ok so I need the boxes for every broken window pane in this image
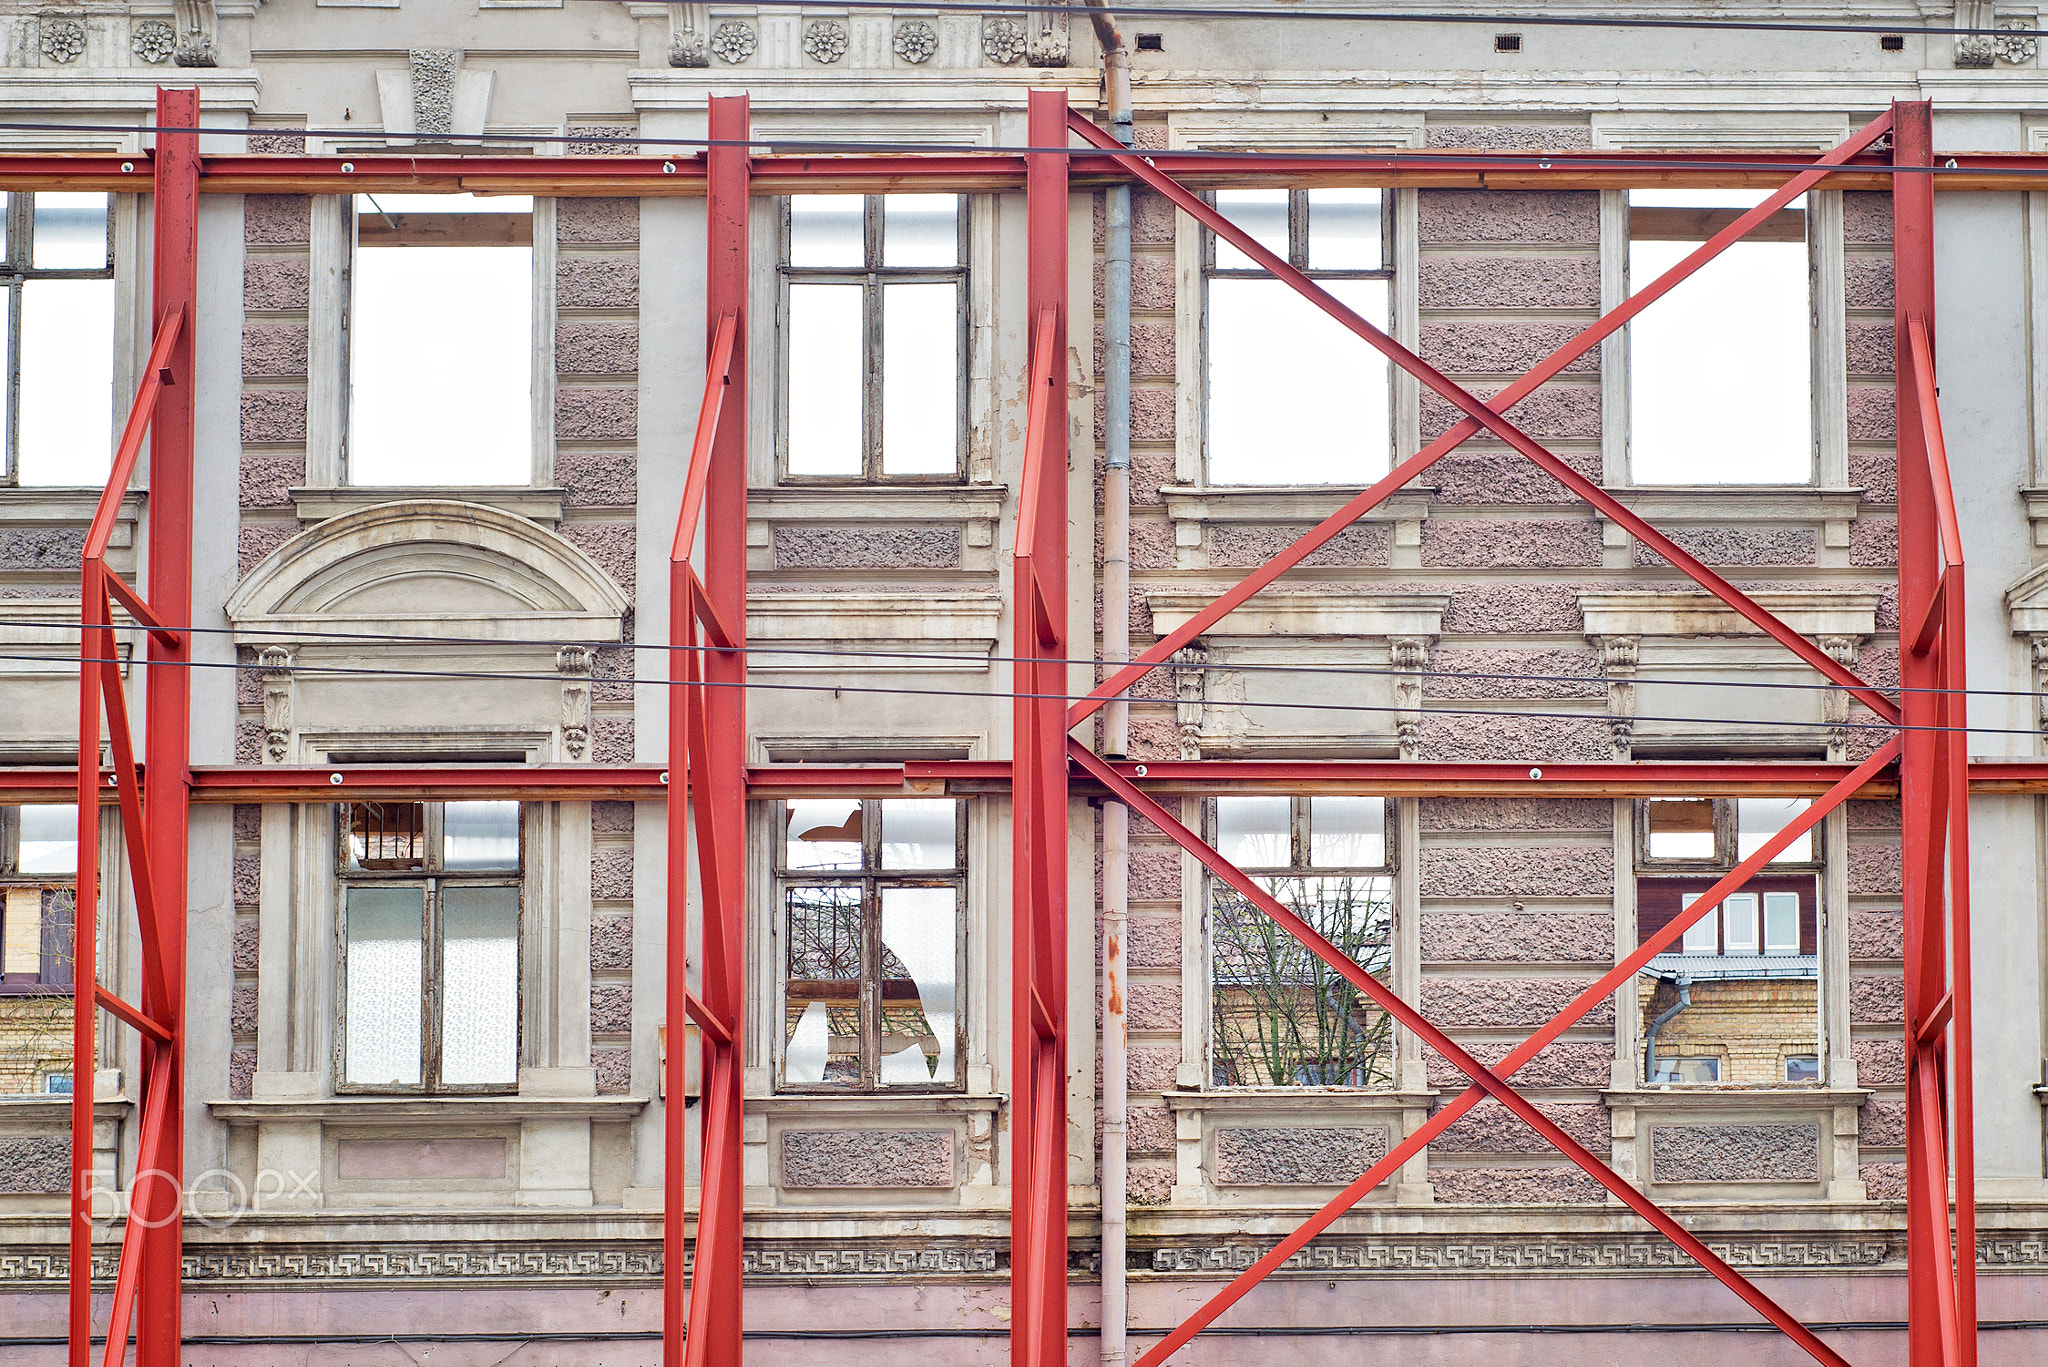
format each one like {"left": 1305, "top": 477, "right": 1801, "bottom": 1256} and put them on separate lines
{"left": 344, "top": 802, "right": 427, "bottom": 872}
{"left": 443, "top": 801, "right": 520, "bottom": 871}
{"left": 883, "top": 194, "right": 957, "bottom": 267}
{"left": 18, "top": 277, "right": 115, "bottom": 486}
{"left": 783, "top": 884, "right": 864, "bottom": 1086}
{"left": 1647, "top": 798, "right": 1716, "bottom": 859}
{"left": 879, "top": 799, "right": 953, "bottom": 870}
{"left": 1213, "top": 189, "right": 1289, "bottom": 270}
{"left": 880, "top": 281, "right": 958, "bottom": 474}
{"left": 785, "top": 282, "right": 864, "bottom": 475}
{"left": 790, "top": 194, "right": 864, "bottom": 267}
{"left": 348, "top": 193, "right": 533, "bottom": 486}
{"left": 1212, "top": 874, "right": 1393, "bottom": 1087}
{"left": 1207, "top": 276, "right": 1390, "bottom": 485}
{"left": 1628, "top": 189, "right": 1812, "bottom": 486}
{"left": 18, "top": 805, "right": 77, "bottom": 875}
{"left": 1737, "top": 796, "right": 1812, "bottom": 863}
{"left": 344, "top": 886, "right": 425, "bottom": 1087}
{"left": 785, "top": 800, "right": 862, "bottom": 871}
{"left": 1308, "top": 189, "right": 1382, "bottom": 271}
{"left": 439, "top": 886, "right": 519, "bottom": 1086}
{"left": 878, "top": 885, "right": 956, "bottom": 1085}
{"left": 1215, "top": 795, "right": 1290, "bottom": 867}
{"left": 1308, "top": 796, "right": 1385, "bottom": 868}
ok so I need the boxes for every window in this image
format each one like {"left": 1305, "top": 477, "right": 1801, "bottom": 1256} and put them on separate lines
{"left": 777, "top": 798, "right": 964, "bottom": 1090}
{"left": 337, "top": 800, "right": 521, "bottom": 1091}
{"left": 780, "top": 194, "right": 967, "bottom": 481}
{"left": 1636, "top": 796, "right": 1821, "bottom": 1087}
{"left": 1208, "top": 795, "right": 1393, "bottom": 1088}
{"left": 347, "top": 193, "right": 534, "bottom": 485}
{"left": 1, "top": 804, "right": 76, "bottom": 991}
{"left": 1204, "top": 189, "right": 1390, "bottom": 486}
{"left": 1, "top": 193, "right": 115, "bottom": 487}
{"left": 1627, "top": 189, "right": 1813, "bottom": 485}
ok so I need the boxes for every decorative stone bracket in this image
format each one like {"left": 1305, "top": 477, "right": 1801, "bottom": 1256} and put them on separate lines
{"left": 1170, "top": 644, "right": 1206, "bottom": 760}
{"left": 666, "top": 2, "right": 710, "bottom": 67}
{"left": 259, "top": 647, "right": 294, "bottom": 763}
{"left": 375, "top": 50, "right": 497, "bottom": 145}
{"left": 558, "top": 645, "right": 595, "bottom": 760}
{"left": 1595, "top": 634, "right": 1638, "bottom": 760}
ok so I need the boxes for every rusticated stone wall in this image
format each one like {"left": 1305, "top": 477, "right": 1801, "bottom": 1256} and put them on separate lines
{"left": 239, "top": 193, "right": 311, "bottom": 582}
{"left": 590, "top": 800, "right": 634, "bottom": 1094}
{"left": 780, "top": 1129, "right": 955, "bottom": 1188}
{"left": 1847, "top": 797, "right": 1905, "bottom": 1196}
{"left": 1650, "top": 1123, "right": 1820, "bottom": 1183}
{"left": 1213, "top": 1126, "right": 1388, "bottom": 1185}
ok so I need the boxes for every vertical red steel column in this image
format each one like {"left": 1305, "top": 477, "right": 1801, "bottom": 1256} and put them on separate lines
{"left": 69, "top": 585, "right": 103, "bottom": 1367}
{"left": 1893, "top": 99, "right": 1965, "bottom": 1367}
{"left": 677, "top": 93, "right": 750, "bottom": 1367}
{"left": 1011, "top": 88, "right": 1070, "bottom": 1367}
{"left": 137, "top": 86, "right": 198, "bottom": 1367}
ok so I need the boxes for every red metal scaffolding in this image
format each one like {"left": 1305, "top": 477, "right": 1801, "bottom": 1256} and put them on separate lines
{"left": 51, "top": 87, "right": 1979, "bottom": 1367}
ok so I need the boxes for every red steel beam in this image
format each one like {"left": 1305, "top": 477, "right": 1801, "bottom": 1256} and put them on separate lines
{"left": 672, "top": 92, "right": 751, "bottom": 1367}
{"left": 136, "top": 85, "right": 199, "bottom": 1367}
{"left": 1064, "top": 106, "right": 1900, "bottom": 730}
{"left": 1011, "top": 88, "right": 1072, "bottom": 1367}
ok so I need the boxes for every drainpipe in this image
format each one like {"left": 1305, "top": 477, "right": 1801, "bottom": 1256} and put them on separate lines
{"left": 1090, "top": 9, "right": 1133, "bottom": 1367}
{"left": 1643, "top": 975, "right": 1692, "bottom": 1084}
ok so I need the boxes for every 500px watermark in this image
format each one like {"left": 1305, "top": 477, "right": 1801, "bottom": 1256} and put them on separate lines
{"left": 81, "top": 1168, "right": 315, "bottom": 1229}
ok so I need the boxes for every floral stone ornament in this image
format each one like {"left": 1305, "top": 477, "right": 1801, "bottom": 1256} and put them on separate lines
{"left": 41, "top": 18, "right": 86, "bottom": 65}
{"left": 1997, "top": 20, "right": 2040, "bottom": 63}
{"left": 709, "top": 21, "right": 756, "bottom": 65}
{"left": 893, "top": 20, "right": 937, "bottom": 64}
{"left": 132, "top": 19, "right": 175, "bottom": 64}
{"left": 803, "top": 20, "right": 849, "bottom": 64}
{"left": 982, "top": 18, "right": 1027, "bottom": 65}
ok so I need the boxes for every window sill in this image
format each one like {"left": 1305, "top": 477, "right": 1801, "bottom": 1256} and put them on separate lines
{"left": 746, "top": 1092, "right": 1000, "bottom": 1114}
{"left": 208, "top": 1095, "right": 647, "bottom": 1122}
{"left": 0, "top": 487, "right": 143, "bottom": 549}
{"left": 291, "top": 486, "right": 565, "bottom": 528}
{"left": 1600, "top": 485, "right": 1863, "bottom": 522}
{"left": 747, "top": 484, "right": 1007, "bottom": 576}
{"left": 1158, "top": 485, "right": 1434, "bottom": 522}
{"left": 1604, "top": 1086, "right": 1869, "bottom": 1107}
{"left": 0, "top": 1096, "right": 130, "bottom": 1124}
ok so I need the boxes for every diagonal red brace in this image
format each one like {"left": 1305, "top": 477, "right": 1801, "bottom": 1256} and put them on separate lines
{"left": 1065, "top": 108, "right": 1900, "bottom": 729}
{"left": 1078, "top": 736, "right": 1898, "bottom": 1367}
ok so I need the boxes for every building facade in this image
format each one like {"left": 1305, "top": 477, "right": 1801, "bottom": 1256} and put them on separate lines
{"left": 0, "top": 1, "right": 2043, "bottom": 1363}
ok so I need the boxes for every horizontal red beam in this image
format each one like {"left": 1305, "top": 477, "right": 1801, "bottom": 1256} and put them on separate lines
{"left": 8, "top": 148, "right": 2048, "bottom": 194}
{"left": 0, "top": 757, "right": 2037, "bottom": 804}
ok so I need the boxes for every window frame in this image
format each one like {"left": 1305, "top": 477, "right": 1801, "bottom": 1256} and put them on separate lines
{"left": 1204, "top": 794, "right": 1399, "bottom": 1090}
{"left": 332, "top": 800, "right": 524, "bottom": 1095}
{"left": 0, "top": 192, "right": 116, "bottom": 488}
{"left": 0, "top": 803, "right": 77, "bottom": 995}
{"left": 335, "top": 192, "right": 550, "bottom": 489}
{"left": 775, "top": 194, "right": 972, "bottom": 485}
{"left": 1620, "top": 191, "right": 1823, "bottom": 489}
{"left": 772, "top": 797, "right": 969, "bottom": 1094}
{"left": 1199, "top": 188, "right": 1395, "bottom": 488}
{"left": 1635, "top": 796, "right": 1823, "bottom": 872}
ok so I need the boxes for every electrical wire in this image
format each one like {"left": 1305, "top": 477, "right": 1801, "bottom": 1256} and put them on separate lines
{"left": 4, "top": 645, "right": 2014, "bottom": 738}
{"left": 0, "top": 612, "right": 1999, "bottom": 702}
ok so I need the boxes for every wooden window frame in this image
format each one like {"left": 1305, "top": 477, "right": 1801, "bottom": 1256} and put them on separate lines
{"left": 0, "top": 192, "right": 116, "bottom": 487}
{"left": 0, "top": 803, "right": 77, "bottom": 995}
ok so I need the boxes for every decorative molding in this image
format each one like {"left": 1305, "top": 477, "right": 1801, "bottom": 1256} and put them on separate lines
{"left": 893, "top": 21, "right": 937, "bottom": 64}
{"left": 557, "top": 645, "right": 594, "bottom": 760}
{"left": 802, "top": 21, "right": 848, "bottom": 65}
{"left": 709, "top": 21, "right": 755, "bottom": 65}
{"left": 208, "top": 1096, "right": 646, "bottom": 1122}
{"left": 290, "top": 487, "right": 565, "bottom": 529}
{"left": 2000, "top": 19, "right": 2041, "bottom": 64}
{"left": 1141, "top": 1235, "right": 1899, "bottom": 1274}
{"left": 1578, "top": 591, "right": 1880, "bottom": 641}
{"left": 1819, "top": 634, "right": 1862, "bottom": 759}
{"left": 259, "top": 647, "right": 293, "bottom": 763}
{"left": 375, "top": 49, "right": 495, "bottom": 145}
{"left": 744, "top": 588, "right": 1003, "bottom": 673}
{"left": 225, "top": 500, "right": 629, "bottom": 646}
{"left": 1145, "top": 590, "right": 1450, "bottom": 642}
{"left": 1391, "top": 636, "right": 1427, "bottom": 760}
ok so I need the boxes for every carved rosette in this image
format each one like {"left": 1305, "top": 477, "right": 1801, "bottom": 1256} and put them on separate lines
{"left": 1170, "top": 644, "right": 1207, "bottom": 761}
{"left": 1598, "top": 635, "right": 1639, "bottom": 761}
{"left": 558, "top": 646, "right": 595, "bottom": 760}
{"left": 893, "top": 20, "right": 937, "bottom": 64}
{"left": 259, "top": 648, "right": 294, "bottom": 763}
{"left": 132, "top": 20, "right": 175, "bottom": 64}
{"left": 802, "top": 20, "right": 849, "bottom": 63}
{"left": 982, "top": 18, "right": 1027, "bottom": 65}
{"left": 1390, "top": 637, "right": 1428, "bottom": 760}
{"left": 1997, "top": 20, "right": 2040, "bottom": 62}
{"left": 709, "top": 21, "right": 756, "bottom": 64}
{"left": 40, "top": 19, "right": 85, "bottom": 65}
